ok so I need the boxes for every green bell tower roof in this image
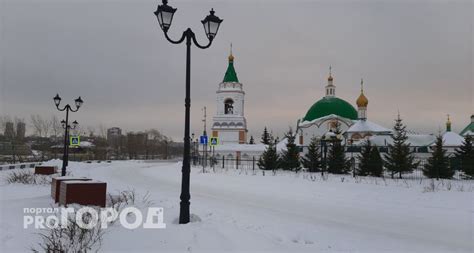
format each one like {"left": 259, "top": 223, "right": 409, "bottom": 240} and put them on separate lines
{"left": 223, "top": 46, "right": 239, "bottom": 83}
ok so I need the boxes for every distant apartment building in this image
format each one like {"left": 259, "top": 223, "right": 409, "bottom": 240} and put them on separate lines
{"left": 4, "top": 122, "right": 15, "bottom": 139}
{"left": 107, "top": 127, "right": 122, "bottom": 147}
{"left": 126, "top": 132, "right": 147, "bottom": 159}
{"left": 16, "top": 122, "right": 26, "bottom": 140}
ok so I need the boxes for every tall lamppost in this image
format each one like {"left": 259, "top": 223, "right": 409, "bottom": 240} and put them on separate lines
{"left": 62, "top": 119, "right": 79, "bottom": 164}
{"left": 154, "top": 0, "right": 223, "bottom": 224}
{"left": 54, "top": 94, "right": 83, "bottom": 176}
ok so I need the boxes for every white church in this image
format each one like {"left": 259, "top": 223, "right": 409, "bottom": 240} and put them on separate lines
{"left": 203, "top": 50, "right": 470, "bottom": 161}
{"left": 210, "top": 50, "right": 266, "bottom": 160}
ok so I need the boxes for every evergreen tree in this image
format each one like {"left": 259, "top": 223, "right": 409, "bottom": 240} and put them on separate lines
{"left": 301, "top": 137, "right": 322, "bottom": 172}
{"left": 261, "top": 127, "right": 271, "bottom": 145}
{"left": 455, "top": 135, "right": 474, "bottom": 178}
{"left": 279, "top": 129, "right": 301, "bottom": 171}
{"left": 357, "top": 140, "right": 372, "bottom": 176}
{"left": 368, "top": 146, "right": 384, "bottom": 177}
{"left": 357, "top": 140, "right": 384, "bottom": 177}
{"left": 249, "top": 136, "right": 255, "bottom": 144}
{"left": 257, "top": 136, "right": 279, "bottom": 170}
{"left": 327, "top": 140, "right": 350, "bottom": 174}
{"left": 384, "top": 114, "right": 419, "bottom": 178}
{"left": 423, "top": 135, "right": 453, "bottom": 179}
{"left": 326, "top": 123, "right": 350, "bottom": 174}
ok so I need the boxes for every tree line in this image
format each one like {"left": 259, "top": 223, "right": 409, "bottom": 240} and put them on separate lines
{"left": 257, "top": 115, "right": 474, "bottom": 179}
{"left": 0, "top": 114, "right": 181, "bottom": 162}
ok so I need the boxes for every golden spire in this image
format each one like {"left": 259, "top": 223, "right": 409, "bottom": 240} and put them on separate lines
{"left": 228, "top": 43, "right": 234, "bottom": 62}
{"left": 356, "top": 78, "right": 368, "bottom": 107}
{"left": 328, "top": 65, "right": 333, "bottom": 81}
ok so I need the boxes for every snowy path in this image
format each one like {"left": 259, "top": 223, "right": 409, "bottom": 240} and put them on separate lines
{"left": 95, "top": 161, "right": 473, "bottom": 252}
{"left": 1, "top": 160, "right": 472, "bottom": 252}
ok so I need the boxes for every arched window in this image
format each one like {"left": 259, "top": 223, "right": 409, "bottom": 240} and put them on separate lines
{"left": 224, "top": 98, "right": 234, "bottom": 114}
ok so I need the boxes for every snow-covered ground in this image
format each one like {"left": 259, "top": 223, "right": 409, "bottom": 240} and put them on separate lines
{"left": 0, "top": 160, "right": 472, "bottom": 252}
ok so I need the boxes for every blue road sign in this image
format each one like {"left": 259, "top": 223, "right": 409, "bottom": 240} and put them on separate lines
{"left": 200, "top": 135, "right": 208, "bottom": 145}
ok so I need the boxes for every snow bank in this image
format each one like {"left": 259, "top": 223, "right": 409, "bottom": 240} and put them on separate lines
{"left": 0, "top": 160, "right": 472, "bottom": 252}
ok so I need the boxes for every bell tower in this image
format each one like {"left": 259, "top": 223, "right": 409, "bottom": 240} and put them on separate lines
{"left": 211, "top": 46, "right": 248, "bottom": 144}
{"left": 325, "top": 66, "right": 336, "bottom": 97}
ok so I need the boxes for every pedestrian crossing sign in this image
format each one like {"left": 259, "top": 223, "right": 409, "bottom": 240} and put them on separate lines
{"left": 210, "top": 137, "right": 219, "bottom": 146}
{"left": 70, "top": 136, "right": 80, "bottom": 146}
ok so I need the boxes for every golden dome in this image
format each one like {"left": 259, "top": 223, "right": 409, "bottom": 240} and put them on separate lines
{"left": 356, "top": 92, "right": 368, "bottom": 107}
{"left": 328, "top": 75, "right": 333, "bottom": 81}
{"left": 356, "top": 78, "right": 368, "bottom": 107}
{"left": 228, "top": 53, "right": 234, "bottom": 62}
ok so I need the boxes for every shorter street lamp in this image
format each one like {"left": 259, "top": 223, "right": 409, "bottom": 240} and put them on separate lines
{"left": 62, "top": 120, "right": 79, "bottom": 163}
{"left": 54, "top": 94, "right": 83, "bottom": 176}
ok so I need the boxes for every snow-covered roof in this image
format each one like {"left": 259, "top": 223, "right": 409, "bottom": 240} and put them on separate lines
{"left": 346, "top": 120, "right": 391, "bottom": 133}
{"left": 437, "top": 131, "right": 464, "bottom": 147}
{"left": 51, "top": 141, "right": 95, "bottom": 149}
{"left": 78, "top": 141, "right": 95, "bottom": 148}
{"left": 369, "top": 134, "right": 436, "bottom": 147}
{"left": 214, "top": 143, "right": 266, "bottom": 152}
{"left": 276, "top": 138, "right": 288, "bottom": 152}
{"left": 299, "top": 114, "right": 354, "bottom": 128}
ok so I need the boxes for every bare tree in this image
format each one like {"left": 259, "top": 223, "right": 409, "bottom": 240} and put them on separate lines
{"left": 50, "top": 115, "right": 62, "bottom": 139}
{"left": 98, "top": 124, "right": 107, "bottom": 139}
{"left": 87, "top": 126, "right": 96, "bottom": 137}
{"left": 0, "top": 115, "right": 13, "bottom": 134}
{"left": 30, "top": 114, "right": 51, "bottom": 137}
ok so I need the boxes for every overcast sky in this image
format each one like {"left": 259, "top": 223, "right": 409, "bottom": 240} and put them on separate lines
{"left": 0, "top": 0, "right": 472, "bottom": 140}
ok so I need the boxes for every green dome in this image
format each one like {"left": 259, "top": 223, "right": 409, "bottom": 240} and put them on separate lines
{"left": 303, "top": 97, "right": 358, "bottom": 122}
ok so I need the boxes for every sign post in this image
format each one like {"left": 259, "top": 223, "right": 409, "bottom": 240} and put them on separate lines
{"left": 209, "top": 137, "right": 219, "bottom": 171}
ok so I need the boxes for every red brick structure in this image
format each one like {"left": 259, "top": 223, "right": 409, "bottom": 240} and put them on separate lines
{"left": 59, "top": 181, "right": 107, "bottom": 207}
{"left": 51, "top": 177, "right": 92, "bottom": 202}
{"left": 35, "top": 166, "right": 58, "bottom": 175}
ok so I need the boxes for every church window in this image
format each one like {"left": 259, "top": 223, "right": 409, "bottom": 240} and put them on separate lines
{"left": 224, "top": 98, "right": 234, "bottom": 114}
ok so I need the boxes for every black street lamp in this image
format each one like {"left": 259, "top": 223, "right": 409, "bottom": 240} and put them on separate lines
{"left": 54, "top": 94, "right": 83, "bottom": 176}
{"left": 154, "top": 0, "right": 223, "bottom": 224}
{"left": 61, "top": 119, "right": 79, "bottom": 163}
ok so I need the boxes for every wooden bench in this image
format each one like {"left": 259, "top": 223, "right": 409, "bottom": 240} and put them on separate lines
{"left": 59, "top": 180, "right": 107, "bottom": 207}
{"left": 51, "top": 177, "right": 92, "bottom": 202}
{"left": 35, "top": 166, "right": 58, "bottom": 175}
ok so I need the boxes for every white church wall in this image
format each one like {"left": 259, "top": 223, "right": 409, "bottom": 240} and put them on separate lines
{"left": 300, "top": 121, "right": 351, "bottom": 146}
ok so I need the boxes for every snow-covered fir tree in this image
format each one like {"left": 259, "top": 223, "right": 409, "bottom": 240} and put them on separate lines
{"left": 369, "top": 146, "right": 384, "bottom": 177}
{"left": 279, "top": 128, "right": 301, "bottom": 172}
{"left": 326, "top": 126, "right": 350, "bottom": 174}
{"left": 249, "top": 135, "right": 255, "bottom": 144}
{"left": 384, "top": 114, "right": 419, "bottom": 178}
{"left": 261, "top": 127, "right": 271, "bottom": 145}
{"left": 301, "top": 137, "right": 322, "bottom": 172}
{"left": 357, "top": 140, "right": 373, "bottom": 176}
{"left": 258, "top": 137, "right": 279, "bottom": 170}
{"left": 455, "top": 135, "right": 474, "bottom": 178}
{"left": 423, "top": 135, "right": 453, "bottom": 179}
